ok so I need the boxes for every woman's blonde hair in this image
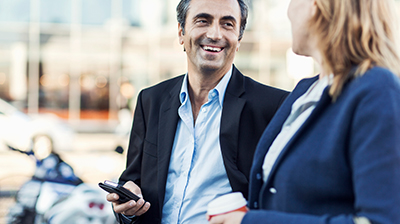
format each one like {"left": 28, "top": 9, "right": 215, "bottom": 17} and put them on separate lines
{"left": 309, "top": 0, "right": 400, "bottom": 100}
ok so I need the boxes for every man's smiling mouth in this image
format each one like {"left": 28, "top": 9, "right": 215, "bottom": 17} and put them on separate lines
{"left": 202, "top": 45, "right": 223, "bottom": 52}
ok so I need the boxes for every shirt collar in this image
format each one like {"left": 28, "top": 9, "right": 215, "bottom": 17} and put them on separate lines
{"left": 179, "top": 66, "right": 233, "bottom": 107}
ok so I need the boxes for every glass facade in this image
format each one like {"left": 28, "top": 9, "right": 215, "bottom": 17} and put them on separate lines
{"left": 4, "top": 0, "right": 396, "bottom": 130}
{"left": 0, "top": 0, "right": 150, "bottom": 128}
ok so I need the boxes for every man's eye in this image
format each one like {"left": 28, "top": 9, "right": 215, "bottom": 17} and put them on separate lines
{"left": 224, "top": 22, "right": 234, "bottom": 27}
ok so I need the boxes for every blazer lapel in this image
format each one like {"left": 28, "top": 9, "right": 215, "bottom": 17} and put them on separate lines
{"left": 157, "top": 77, "right": 182, "bottom": 213}
{"left": 220, "top": 66, "right": 246, "bottom": 169}
{"left": 263, "top": 85, "right": 332, "bottom": 186}
{"left": 252, "top": 76, "right": 319, "bottom": 172}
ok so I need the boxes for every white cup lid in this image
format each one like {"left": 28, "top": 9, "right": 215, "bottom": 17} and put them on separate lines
{"left": 207, "top": 192, "right": 247, "bottom": 215}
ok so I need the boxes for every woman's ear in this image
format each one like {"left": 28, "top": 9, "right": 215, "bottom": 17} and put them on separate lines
{"left": 311, "top": 0, "right": 317, "bottom": 16}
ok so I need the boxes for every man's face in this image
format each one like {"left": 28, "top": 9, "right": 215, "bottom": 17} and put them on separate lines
{"left": 178, "top": 0, "right": 242, "bottom": 74}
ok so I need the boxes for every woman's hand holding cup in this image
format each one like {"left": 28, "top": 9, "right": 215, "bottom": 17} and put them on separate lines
{"left": 207, "top": 192, "right": 248, "bottom": 224}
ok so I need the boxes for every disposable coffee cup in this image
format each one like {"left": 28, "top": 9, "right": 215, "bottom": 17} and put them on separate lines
{"left": 207, "top": 192, "right": 248, "bottom": 220}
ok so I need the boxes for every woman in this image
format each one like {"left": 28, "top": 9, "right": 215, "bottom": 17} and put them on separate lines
{"left": 208, "top": 0, "right": 400, "bottom": 223}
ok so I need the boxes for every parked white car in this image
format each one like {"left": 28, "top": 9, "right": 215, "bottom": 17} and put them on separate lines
{"left": 0, "top": 98, "right": 75, "bottom": 158}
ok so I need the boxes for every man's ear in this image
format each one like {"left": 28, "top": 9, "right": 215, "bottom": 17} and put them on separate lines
{"left": 236, "top": 40, "right": 241, "bottom": 52}
{"left": 178, "top": 23, "right": 184, "bottom": 45}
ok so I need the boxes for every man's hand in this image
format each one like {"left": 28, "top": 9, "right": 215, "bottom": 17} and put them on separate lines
{"left": 207, "top": 211, "right": 246, "bottom": 224}
{"left": 106, "top": 181, "right": 151, "bottom": 216}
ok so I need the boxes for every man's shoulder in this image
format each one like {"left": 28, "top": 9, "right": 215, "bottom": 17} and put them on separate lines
{"left": 141, "top": 75, "right": 184, "bottom": 95}
{"left": 242, "top": 75, "right": 289, "bottom": 96}
{"left": 231, "top": 66, "right": 289, "bottom": 96}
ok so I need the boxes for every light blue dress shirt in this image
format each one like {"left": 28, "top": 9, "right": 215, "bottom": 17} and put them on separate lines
{"left": 161, "top": 68, "right": 233, "bottom": 224}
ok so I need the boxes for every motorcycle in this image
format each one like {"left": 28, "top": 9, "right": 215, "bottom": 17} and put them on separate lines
{"left": 6, "top": 145, "right": 116, "bottom": 224}
{"left": 44, "top": 183, "right": 116, "bottom": 224}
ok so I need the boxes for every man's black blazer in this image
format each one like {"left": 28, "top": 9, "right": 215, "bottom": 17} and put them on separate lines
{"left": 118, "top": 65, "right": 289, "bottom": 224}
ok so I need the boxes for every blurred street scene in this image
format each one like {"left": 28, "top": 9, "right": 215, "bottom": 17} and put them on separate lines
{"left": 1, "top": 0, "right": 400, "bottom": 223}
{"left": 0, "top": 132, "right": 128, "bottom": 223}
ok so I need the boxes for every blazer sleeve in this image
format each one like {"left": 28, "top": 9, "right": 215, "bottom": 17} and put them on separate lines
{"left": 119, "top": 90, "right": 146, "bottom": 186}
{"left": 113, "top": 92, "right": 147, "bottom": 224}
{"left": 242, "top": 81, "right": 400, "bottom": 224}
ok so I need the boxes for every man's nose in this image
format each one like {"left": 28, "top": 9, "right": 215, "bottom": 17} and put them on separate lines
{"left": 206, "top": 23, "right": 222, "bottom": 40}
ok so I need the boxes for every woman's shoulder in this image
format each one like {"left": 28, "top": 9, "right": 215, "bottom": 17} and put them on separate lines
{"left": 352, "top": 66, "right": 400, "bottom": 91}
{"left": 338, "top": 66, "right": 400, "bottom": 104}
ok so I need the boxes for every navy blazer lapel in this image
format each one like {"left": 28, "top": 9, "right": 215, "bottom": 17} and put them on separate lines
{"left": 252, "top": 76, "right": 319, "bottom": 173}
{"left": 157, "top": 77, "right": 182, "bottom": 213}
{"left": 263, "top": 79, "right": 332, "bottom": 187}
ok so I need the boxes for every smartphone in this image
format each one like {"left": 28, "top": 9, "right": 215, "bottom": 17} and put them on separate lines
{"left": 99, "top": 180, "right": 142, "bottom": 203}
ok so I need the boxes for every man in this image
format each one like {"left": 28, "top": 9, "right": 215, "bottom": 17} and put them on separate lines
{"left": 107, "top": 0, "right": 289, "bottom": 223}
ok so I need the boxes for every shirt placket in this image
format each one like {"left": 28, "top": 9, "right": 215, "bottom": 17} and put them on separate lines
{"left": 173, "top": 101, "right": 195, "bottom": 223}
{"left": 176, "top": 95, "right": 216, "bottom": 223}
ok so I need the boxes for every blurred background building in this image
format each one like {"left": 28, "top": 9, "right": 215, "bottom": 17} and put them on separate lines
{"left": 0, "top": 0, "right": 399, "bottom": 132}
{"left": 0, "top": 0, "right": 300, "bottom": 132}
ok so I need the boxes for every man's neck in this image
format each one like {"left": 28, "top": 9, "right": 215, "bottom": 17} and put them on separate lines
{"left": 186, "top": 65, "right": 231, "bottom": 123}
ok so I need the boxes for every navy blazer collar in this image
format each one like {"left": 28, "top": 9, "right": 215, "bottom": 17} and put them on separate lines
{"left": 256, "top": 75, "right": 334, "bottom": 188}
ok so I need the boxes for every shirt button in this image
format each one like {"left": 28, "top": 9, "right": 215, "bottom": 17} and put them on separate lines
{"left": 254, "top": 202, "right": 258, "bottom": 208}
{"left": 269, "top": 187, "right": 277, "bottom": 194}
{"left": 202, "top": 108, "right": 207, "bottom": 113}
{"left": 256, "top": 173, "right": 262, "bottom": 180}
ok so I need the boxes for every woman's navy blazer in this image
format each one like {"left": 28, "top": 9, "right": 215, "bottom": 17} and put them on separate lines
{"left": 245, "top": 67, "right": 400, "bottom": 224}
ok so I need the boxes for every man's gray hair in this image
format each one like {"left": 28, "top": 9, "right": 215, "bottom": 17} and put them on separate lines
{"left": 176, "top": 0, "right": 249, "bottom": 40}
